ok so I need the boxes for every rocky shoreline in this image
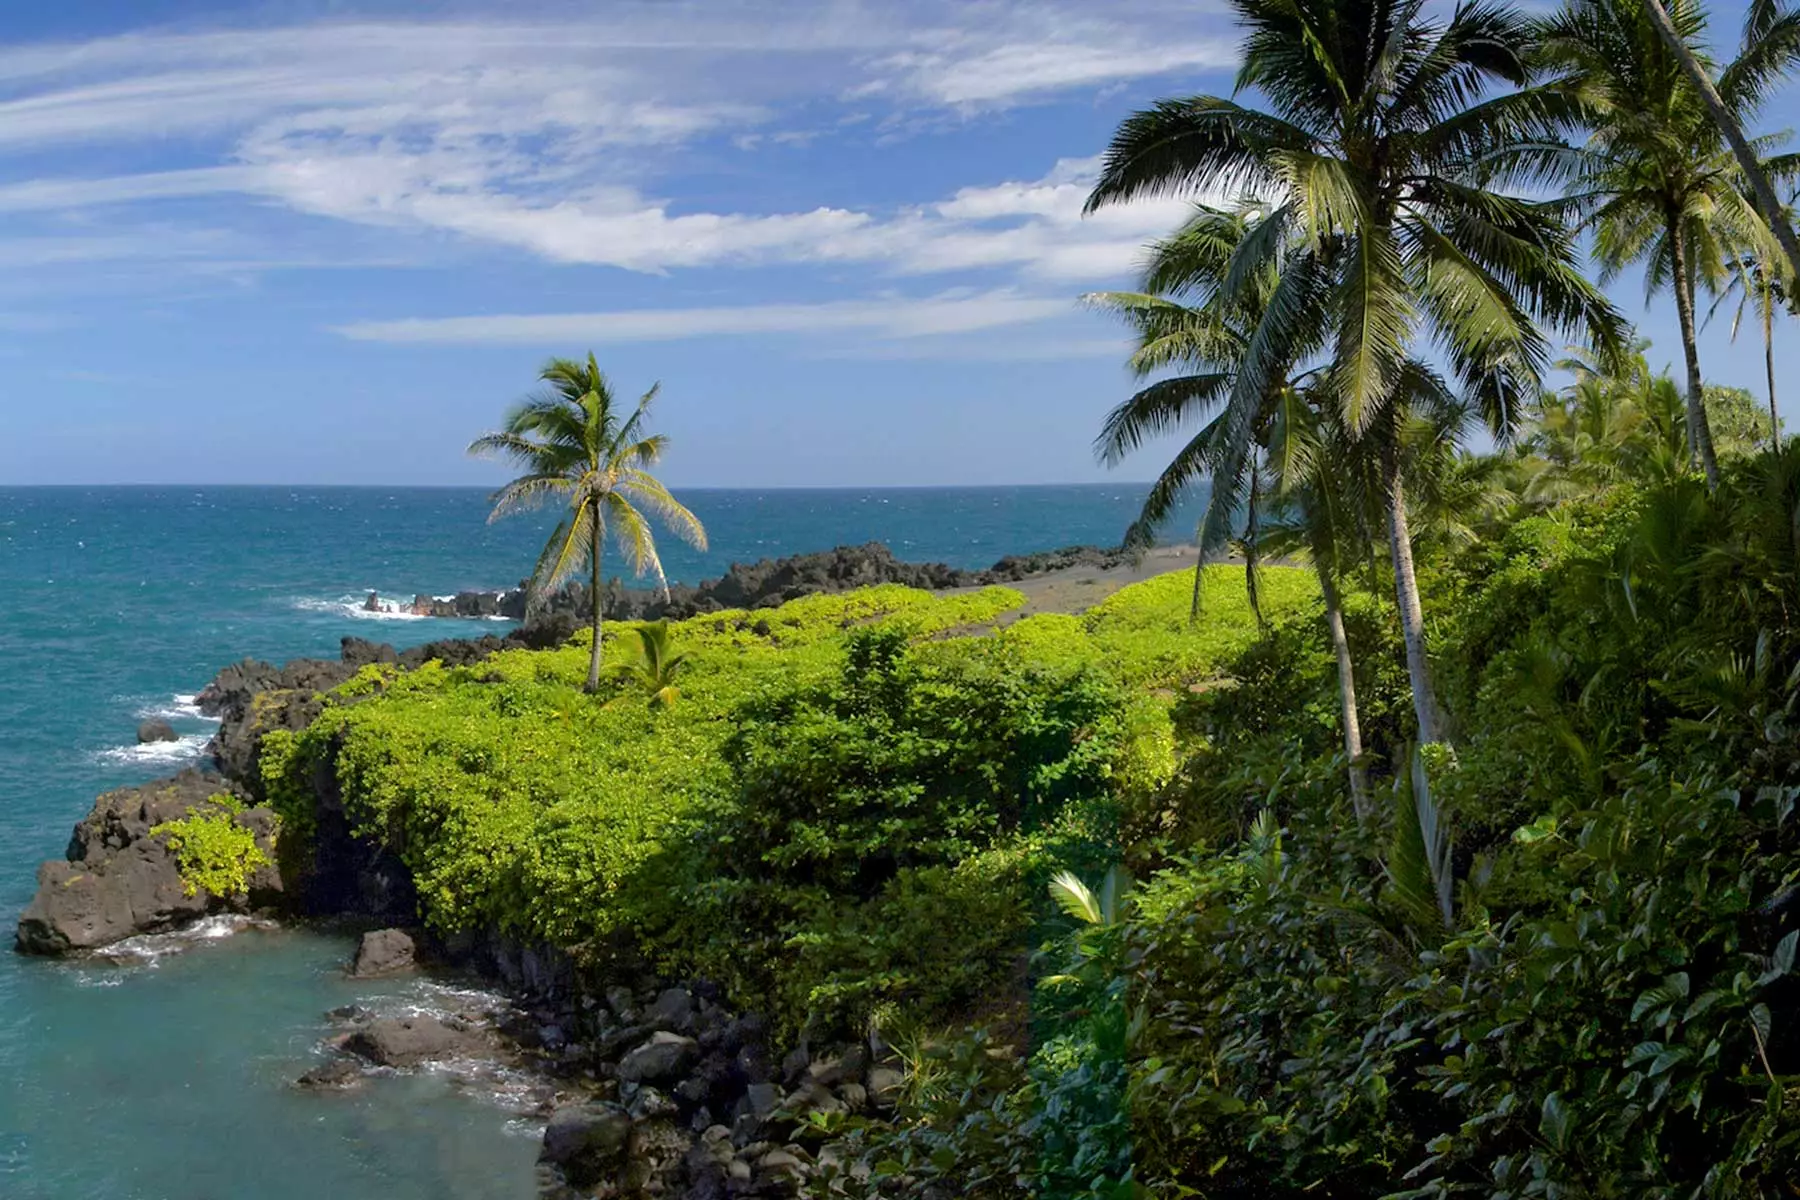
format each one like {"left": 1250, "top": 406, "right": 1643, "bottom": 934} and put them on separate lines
{"left": 374, "top": 539, "right": 1139, "bottom": 633}
{"left": 13, "top": 540, "right": 1128, "bottom": 1197}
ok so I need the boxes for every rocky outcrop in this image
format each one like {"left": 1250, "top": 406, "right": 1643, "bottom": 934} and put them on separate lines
{"left": 15, "top": 770, "right": 281, "bottom": 955}
{"left": 522, "top": 981, "right": 902, "bottom": 1198}
{"left": 344, "top": 1014, "right": 491, "bottom": 1068}
{"left": 348, "top": 927, "right": 417, "bottom": 978}
{"left": 136, "top": 719, "right": 177, "bottom": 744}
{"left": 400, "top": 540, "right": 1142, "bottom": 627}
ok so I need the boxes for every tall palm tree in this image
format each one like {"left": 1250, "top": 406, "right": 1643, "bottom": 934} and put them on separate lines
{"left": 1087, "top": 0, "right": 1624, "bottom": 745}
{"left": 1538, "top": 0, "right": 1800, "bottom": 485}
{"left": 1643, "top": 0, "right": 1800, "bottom": 285}
{"left": 469, "top": 354, "right": 707, "bottom": 692}
{"left": 1091, "top": 203, "right": 1379, "bottom": 815}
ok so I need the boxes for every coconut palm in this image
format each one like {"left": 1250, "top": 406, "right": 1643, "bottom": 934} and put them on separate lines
{"left": 1537, "top": 0, "right": 1800, "bottom": 485}
{"left": 1091, "top": 203, "right": 1382, "bottom": 814}
{"left": 1087, "top": 0, "right": 1625, "bottom": 745}
{"left": 608, "top": 621, "right": 688, "bottom": 710}
{"left": 1711, "top": 248, "right": 1791, "bottom": 443}
{"left": 1090, "top": 203, "right": 1324, "bottom": 627}
{"left": 469, "top": 354, "right": 707, "bottom": 693}
{"left": 1643, "top": 0, "right": 1800, "bottom": 284}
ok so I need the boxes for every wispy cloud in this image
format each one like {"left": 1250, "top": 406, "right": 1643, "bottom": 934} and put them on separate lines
{"left": 331, "top": 289, "right": 1075, "bottom": 345}
{"left": 0, "top": 2, "right": 1235, "bottom": 313}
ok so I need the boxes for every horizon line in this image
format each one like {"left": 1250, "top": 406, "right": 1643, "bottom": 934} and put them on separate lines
{"left": 0, "top": 480, "right": 1166, "bottom": 491}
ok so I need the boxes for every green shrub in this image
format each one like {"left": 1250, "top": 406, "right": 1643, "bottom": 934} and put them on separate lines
{"left": 151, "top": 794, "right": 271, "bottom": 899}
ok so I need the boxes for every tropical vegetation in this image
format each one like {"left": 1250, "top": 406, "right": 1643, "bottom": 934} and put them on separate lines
{"left": 246, "top": 0, "right": 1800, "bottom": 1194}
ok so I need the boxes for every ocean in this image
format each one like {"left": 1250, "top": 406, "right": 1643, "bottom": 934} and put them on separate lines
{"left": 0, "top": 484, "right": 1195, "bottom": 1199}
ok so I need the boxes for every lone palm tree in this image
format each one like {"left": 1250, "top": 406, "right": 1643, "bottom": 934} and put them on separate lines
{"left": 1087, "top": 0, "right": 1624, "bottom": 745}
{"left": 1538, "top": 0, "right": 1799, "bottom": 485}
{"left": 470, "top": 354, "right": 707, "bottom": 692}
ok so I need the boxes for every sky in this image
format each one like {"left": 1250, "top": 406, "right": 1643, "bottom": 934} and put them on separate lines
{"left": 0, "top": 0, "right": 1789, "bottom": 486}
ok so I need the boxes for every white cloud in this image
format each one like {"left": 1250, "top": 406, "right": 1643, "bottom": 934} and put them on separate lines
{"left": 0, "top": 4, "right": 1236, "bottom": 295}
{"left": 0, "top": 167, "right": 260, "bottom": 212}
{"left": 866, "top": 20, "right": 1237, "bottom": 107}
{"left": 332, "top": 289, "right": 1074, "bottom": 344}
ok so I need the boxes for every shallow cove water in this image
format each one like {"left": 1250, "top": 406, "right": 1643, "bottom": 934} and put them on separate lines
{"left": 0, "top": 484, "right": 1187, "bottom": 1198}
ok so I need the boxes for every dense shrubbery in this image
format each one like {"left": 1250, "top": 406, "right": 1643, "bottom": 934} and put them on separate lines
{"left": 810, "top": 451, "right": 1800, "bottom": 1199}
{"left": 263, "top": 567, "right": 1302, "bottom": 1046}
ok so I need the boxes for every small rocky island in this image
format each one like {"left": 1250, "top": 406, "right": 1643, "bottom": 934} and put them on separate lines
{"left": 14, "top": 541, "right": 1139, "bottom": 1198}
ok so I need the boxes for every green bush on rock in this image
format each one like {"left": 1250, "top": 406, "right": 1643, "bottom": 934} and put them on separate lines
{"left": 151, "top": 794, "right": 271, "bottom": 899}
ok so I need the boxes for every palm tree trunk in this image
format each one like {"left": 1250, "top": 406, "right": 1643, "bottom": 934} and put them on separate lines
{"left": 1245, "top": 467, "right": 1265, "bottom": 629}
{"left": 1188, "top": 527, "right": 1205, "bottom": 625}
{"left": 1766, "top": 286, "right": 1780, "bottom": 446}
{"left": 1314, "top": 552, "right": 1370, "bottom": 818}
{"left": 1668, "top": 216, "right": 1722, "bottom": 486}
{"left": 1383, "top": 439, "right": 1443, "bottom": 745}
{"left": 586, "top": 509, "right": 605, "bottom": 693}
{"left": 1644, "top": 0, "right": 1800, "bottom": 287}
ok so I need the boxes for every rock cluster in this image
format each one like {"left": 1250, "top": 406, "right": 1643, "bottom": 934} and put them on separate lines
{"left": 15, "top": 770, "right": 281, "bottom": 954}
{"left": 527, "top": 982, "right": 901, "bottom": 1199}
{"left": 405, "top": 540, "right": 1141, "bottom": 627}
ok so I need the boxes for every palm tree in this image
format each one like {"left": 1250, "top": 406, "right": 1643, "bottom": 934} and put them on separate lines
{"left": 1643, "top": 0, "right": 1800, "bottom": 285}
{"left": 1538, "top": 0, "right": 1800, "bottom": 485}
{"left": 1711, "top": 248, "right": 1791, "bottom": 443}
{"left": 469, "top": 354, "right": 707, "bottom": 692}
{"left": 1087, "top": 0, "right": 1624, "bottom": 745}
{"left": 1089, "top": 203, "right": 1323, "bottom": 625}
{"left": 608, "top": 621, "right": 688, "bottom": 710}
{"left": 1092, "top": 203, "right": 1379, "bottom": 815}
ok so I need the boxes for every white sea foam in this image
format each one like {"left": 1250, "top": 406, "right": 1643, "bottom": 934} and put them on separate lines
{"left": 293, "top": 593, "right": 516, "bottom": 622}
{"left": 293, "top": 594, "right": 432, "bottom": 621}
{"left": 94, "top": 732, "right": 212, "bottom": 765}
{"left": 90, "top": 915, "right": 280, "bottom": 966}
{"left": 135, "top": 693, "right": 217, "bottom": 722}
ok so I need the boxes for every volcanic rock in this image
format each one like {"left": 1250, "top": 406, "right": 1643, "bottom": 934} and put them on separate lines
{"left": 135, "top": 719, "right": 177, "bottom": 744}
{"left": 344, "top": 1015, "right": 484, "bottom": 1068}
{"left": 14, "top": 770, "right": 280, "bottom": 955}
{"left": 347, "top": 927, "right": 416, "bottom": 978}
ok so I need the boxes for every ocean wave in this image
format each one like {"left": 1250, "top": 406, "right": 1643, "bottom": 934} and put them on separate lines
{"left": 293, "top": 594, "right": 433, "bottom": 622}
{"left": 86, "top": 915, "right": 281, "bottom": 968}
{"left": 293, "top": 593, "right": 515, "bottom": 622}
{"left": 94, "top": 732, "right": 213, "bottom": 765}
{"left": 135, "top": 693, "right": 218, "bottom": 722}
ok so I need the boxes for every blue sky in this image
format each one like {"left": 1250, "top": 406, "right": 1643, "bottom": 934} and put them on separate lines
{"left": 0, "top": 0, "right": 1788, "bottom": 486}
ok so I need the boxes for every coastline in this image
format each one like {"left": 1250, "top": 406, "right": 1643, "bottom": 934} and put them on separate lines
{"left": 12, "top": 537, "right": 1201, "bottom": 1198}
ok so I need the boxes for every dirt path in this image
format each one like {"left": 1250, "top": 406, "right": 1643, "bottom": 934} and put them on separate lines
{"left": 946, "top": 544, "right": 1205, "bottom": 623}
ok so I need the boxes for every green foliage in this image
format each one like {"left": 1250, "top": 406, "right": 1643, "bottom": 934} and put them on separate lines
{"left": 262, "top": 573, "right": 1273, "bottom": 1046}
{"left": 151, "top": 794, "right": 270, "bottom": 899}
{"left": 665, "top": 626, "right": 1135, "bottom": 1037}
{"left": 1706, "top": 384, "right": 1776, "bottom": 457}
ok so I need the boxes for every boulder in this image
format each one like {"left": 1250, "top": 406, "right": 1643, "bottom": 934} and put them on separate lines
{"left": 136, "top": 719, "right": 177, "bottom": 744}
{"left": 618, "top": 1031, "right": 701, "bottom": 1085}
{"left": 294, "top": 1058, "right": 364, "bottom": 1091}
{"left": 866, "top": 1065, "right": 905, "bottom": 1108}
{"left": 15, "top": 771, "right": 280, "bottom": 955}
{"left": 347, "top": 928, "right": 416, "bottom": 978}
{"left": 644, "top": 985, "right": 696, "bottom": 1033}
{"left": 540, "top": 1102, "right": 633, "bottom": 1189}
{"left": 344, "top": 1015, "right": 483, "bottom": 1068}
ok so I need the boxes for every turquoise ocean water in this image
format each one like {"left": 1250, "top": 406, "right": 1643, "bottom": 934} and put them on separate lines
{"left": 0, "top": 484, "right": 1192, "bottom": 1199}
